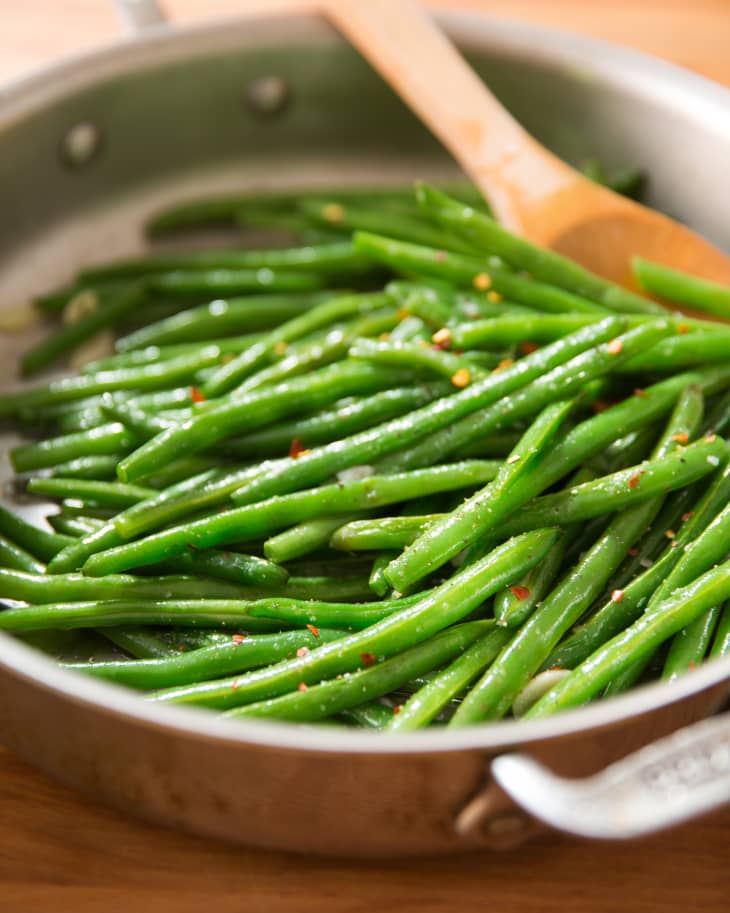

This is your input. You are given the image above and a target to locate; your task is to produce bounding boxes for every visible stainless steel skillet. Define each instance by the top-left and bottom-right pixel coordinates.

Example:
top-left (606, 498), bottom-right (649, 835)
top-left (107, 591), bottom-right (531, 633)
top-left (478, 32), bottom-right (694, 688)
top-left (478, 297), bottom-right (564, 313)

top-left (0, 2), bottom-right (729, 857)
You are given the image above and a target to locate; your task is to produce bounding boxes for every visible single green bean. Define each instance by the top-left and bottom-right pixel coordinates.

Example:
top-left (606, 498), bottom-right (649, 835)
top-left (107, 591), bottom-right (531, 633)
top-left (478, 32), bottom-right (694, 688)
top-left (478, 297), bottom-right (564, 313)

top-left (263, 513), bottom-right (368, 564)
top-left (0, 505), bottom-right (73, 562)
top-left (633, 257), bottom-right (730, 320)
top-left (0, 533), bottom-right (46, 573)
top-left (63, 627), bottom-right (345, 688)
top-left (710, 603), bottom-right (730, 658)
top-left (26, 477), bottom-right (155, 509)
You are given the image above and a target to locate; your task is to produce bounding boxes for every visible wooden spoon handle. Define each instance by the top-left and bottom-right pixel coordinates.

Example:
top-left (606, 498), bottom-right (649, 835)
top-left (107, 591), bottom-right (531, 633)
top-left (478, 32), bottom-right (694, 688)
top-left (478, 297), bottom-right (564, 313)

top-left (324, 0), bottom-right (574, 226)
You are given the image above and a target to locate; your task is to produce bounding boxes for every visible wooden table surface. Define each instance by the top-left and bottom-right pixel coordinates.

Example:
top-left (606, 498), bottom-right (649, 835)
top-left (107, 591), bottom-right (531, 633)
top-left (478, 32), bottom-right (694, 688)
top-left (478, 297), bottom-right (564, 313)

top-left (2, 2), bottom-right (730, 910)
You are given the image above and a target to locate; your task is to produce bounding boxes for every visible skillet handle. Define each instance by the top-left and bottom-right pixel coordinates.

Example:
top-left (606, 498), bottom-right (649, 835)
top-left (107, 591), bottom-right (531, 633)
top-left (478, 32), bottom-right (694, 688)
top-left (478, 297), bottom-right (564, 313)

top-left (111, 0), bottom-right (167, 32)
top-left (462, 712), bottom-right (730, 842)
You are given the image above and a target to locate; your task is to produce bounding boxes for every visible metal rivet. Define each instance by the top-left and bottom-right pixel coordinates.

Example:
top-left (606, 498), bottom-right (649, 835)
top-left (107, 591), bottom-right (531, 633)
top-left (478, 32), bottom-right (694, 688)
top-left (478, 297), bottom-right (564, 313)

top-left (59, 121), bottom-right (103, 169)
top-left (245, 76), bottom-right (291, 117)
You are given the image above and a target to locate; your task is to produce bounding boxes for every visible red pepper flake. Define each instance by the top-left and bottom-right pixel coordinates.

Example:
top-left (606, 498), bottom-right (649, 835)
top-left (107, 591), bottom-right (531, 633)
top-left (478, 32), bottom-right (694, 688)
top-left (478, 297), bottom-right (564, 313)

top-left (665, 529), bottom-right (676, 540)
top-left (671, 432), bottom-right (689, 444)
top-left (232, 633), bottom-right (246, 644)
top-left (611, 589), bottom-right (625, 603)
top-left (681, 511), bottom-right (694, 523)
top-left (296, 646), bottom-right (310, 658)
top-left (628, 548), bottom-right (640, 557)
top-left (306, 623), bottom-right (320, 637)
top-left (434, 250), bottom-right (447, 263)
top-left (393, 705), bottom-right (404, 715)
top-left (222, 552), bottom-right (231, 559)
top-left (607, 338), bottom-right (624, 355)
top-left (190, 385), bottom-right (205, 403)
top-left (677, 322), bottom-right (689, 334)
top-left (273, 341), bottom-right (289, 356)
top-left (472, 272), bottom-right (491, 291)
top-left (396, 308), bottom-right (410, 321)
top-left (509, 585), bottom-right (531, 601)
top-left (487, 290), bottom-right (502, 303)
top-left (360, 651), bottom-right (377, 667)
top-left (289, 438), bottom-right (311, 459)
top-left (297, 682), bottom-right (309, 692)
top-left (519, 341), bottom-right (539, 355)
top-left (633, 388), bottom-right (647, 398)
top-left (431, 327), bottom-right (452, 349)
top-left (591, 400), bottom-right (609, 414)
top-left (628, 473), bottom-right (642, 489)
top-left (450, 368), bottom-right (471, 388)
top-left (688, 660), bottom-right (696, 670)
top-left (186, 542), bottom-right (199, 551)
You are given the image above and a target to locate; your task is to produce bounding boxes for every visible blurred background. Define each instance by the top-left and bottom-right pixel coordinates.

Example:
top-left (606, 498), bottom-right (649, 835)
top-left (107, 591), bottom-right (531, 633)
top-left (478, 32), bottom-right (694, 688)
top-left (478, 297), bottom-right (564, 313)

top-left (2, 0), bottom-right (729, 87)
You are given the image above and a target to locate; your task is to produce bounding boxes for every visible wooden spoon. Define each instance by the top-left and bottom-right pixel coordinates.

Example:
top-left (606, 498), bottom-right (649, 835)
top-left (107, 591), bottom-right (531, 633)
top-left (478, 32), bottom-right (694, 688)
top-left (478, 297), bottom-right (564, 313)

top-left (325, 0), bottom-right (730, 289)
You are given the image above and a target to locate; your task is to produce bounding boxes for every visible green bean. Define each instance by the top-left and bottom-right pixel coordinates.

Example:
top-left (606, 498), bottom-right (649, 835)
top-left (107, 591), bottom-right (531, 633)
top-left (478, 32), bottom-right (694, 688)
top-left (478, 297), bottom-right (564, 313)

top-left (114, 296), bottom-right (316, 350)
top-left (0, 350), bottom-right (222, 418)
top-left (0, 601), bottom-right (286, 633)
top-left (21, 284), bottom-right (147, 376)
top-left (416, 184), bottom-right (663, 315)
top-left (354, 231), bottom-right (613, 315)
top-left (101, 626), bottom-right (174, 659)
top-left (169, 550), bottom-right (289, 589)
top-left (330, 515), bottom-right (441, 552)
top-left (149, 528), bottom-right (557, 709)
top-left (224, 621), bottom-right (492, 722)
top-left (0, 568), bottom-right (261, 603)
top-left (545, 461), bottom-right (730, 670)
top-left (710, 603), bottom-right (730, 658)
top-left (369, 551), bottom-right (397, 597)
top-left (493, 530), bottom-right (568, 628)
top-left (84, 462), bottom-right (503, 576)
top-left (618, 334), bottom-right (730, 372)
top-left (246, 592), bottom-right (422, 631)
top-left (297, 198), bottom-right (476, 254)
top-left (349, 337), bottom-right (489, 382)
top-left (497, 435), bottom-right (726, 538)
top-left (634, 257), bottom-right (730, 319)
top-left (387, 626), bottom-right (513, 730)
top-left (338, 701), bottom-right (394, 728)
top-left (450, 314), bottom-right (604, 348)
top-left (47, 455), bottom-right (122, 481)
top-left (117, 361), bottom-right (413, 483)
top-left (63, 627), bottom-right (345, 688)
top-left (11, 423), bottom-right (136, 473)
top-left (229, 319), bottom-right (625, 507)
top-left (0, 505), bottom-right (73, 563)
top-left (78, 242), bottom-right (371, 283)
top-left (0, 533), bottom-right (45, 573)
top-left (146, 267), bottom-right (325, 298)
top-left (26, 477), bottom-right (155, 509)
top-left (526, 557), bottom-right (730, 717)
top-left (662, 604), bottom-right (722, 680)
top-left (48, 515), bottom-right (105, 538)
top-left (384, 398), bottom-right (575, 593)
top-left (264, 514), bottom-right (367, 564)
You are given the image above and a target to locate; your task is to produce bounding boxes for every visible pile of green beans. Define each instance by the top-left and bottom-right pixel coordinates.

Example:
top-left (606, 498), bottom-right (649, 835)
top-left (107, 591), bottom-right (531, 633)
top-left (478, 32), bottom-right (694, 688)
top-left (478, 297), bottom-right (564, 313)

top-left (2, 177), bottom-right (730, 732)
